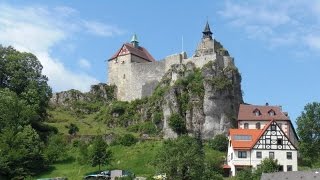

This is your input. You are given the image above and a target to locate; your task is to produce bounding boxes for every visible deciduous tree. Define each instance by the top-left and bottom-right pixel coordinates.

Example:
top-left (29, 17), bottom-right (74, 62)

top-left (296, 102), bottom-right (320, 164)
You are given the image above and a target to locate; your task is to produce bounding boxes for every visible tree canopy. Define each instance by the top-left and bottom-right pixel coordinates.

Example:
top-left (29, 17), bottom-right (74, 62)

top-left (296, 102), bottom-right (320, 165)
top-left (0, 45), bottom-right (53, 179)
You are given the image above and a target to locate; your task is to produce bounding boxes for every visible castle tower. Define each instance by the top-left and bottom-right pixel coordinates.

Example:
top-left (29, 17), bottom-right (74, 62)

top-left (194, 21), bottom-right (216, 57)
top-left (108, 34), bottom-right (157, 101)
top-left (202, 21), bottom-right (213, 40)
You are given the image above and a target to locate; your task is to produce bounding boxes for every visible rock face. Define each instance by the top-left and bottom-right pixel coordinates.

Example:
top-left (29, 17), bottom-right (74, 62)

top-left (50, 83), bottom-right (116, 107)
top-left (160, 61), bottom-right (242, 139)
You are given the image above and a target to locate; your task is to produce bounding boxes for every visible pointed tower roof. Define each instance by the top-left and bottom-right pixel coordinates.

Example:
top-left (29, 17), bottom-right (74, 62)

top-left (202, 21), bottom-right (213, 39)
top-left (131, 34), bottom-right (138, 43)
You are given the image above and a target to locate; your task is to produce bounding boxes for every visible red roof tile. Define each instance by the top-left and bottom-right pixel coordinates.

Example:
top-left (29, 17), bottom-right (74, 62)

top-left (109, 43), bottom-right (155, 62)
top-left (238, 104), bottom-right (289, 121)
top-left (229, 128), bottom-right (263, 150)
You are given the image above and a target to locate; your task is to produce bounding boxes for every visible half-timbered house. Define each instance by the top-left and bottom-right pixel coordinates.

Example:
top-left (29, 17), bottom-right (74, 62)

top-left (225, 104), bottom-right (298, 176)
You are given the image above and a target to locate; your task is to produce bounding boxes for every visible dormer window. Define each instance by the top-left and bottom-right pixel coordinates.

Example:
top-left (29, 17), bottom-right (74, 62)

top-left (253, 109), bottom-right (261, 116)
top-left (268, 109), bottom-right (276, 116)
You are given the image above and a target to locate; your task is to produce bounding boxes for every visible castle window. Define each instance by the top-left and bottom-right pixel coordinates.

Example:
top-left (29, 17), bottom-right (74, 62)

top-left (244, 123), bottom-right (249, 129)
top-left (231, 152), bottom-right (233, 160)
top-left (256, 122), bottom-right (261, 129)
top-left (123, 74), bottom-right (126, 79)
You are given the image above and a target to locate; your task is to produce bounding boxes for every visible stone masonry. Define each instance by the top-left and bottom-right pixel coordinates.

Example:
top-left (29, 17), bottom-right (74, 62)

top-left (108, 22), bottom-right (235, 102)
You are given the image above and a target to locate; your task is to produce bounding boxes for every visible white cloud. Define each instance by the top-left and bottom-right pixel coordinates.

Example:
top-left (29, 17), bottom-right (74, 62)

top-left (83, 20), bottom-right (124, 37)
top-left (218, 0), bottom-right (320, 52)
top-left (0, 3), bottom-right (122, 92)
top-left (78, 58), bottom-right (91, 69)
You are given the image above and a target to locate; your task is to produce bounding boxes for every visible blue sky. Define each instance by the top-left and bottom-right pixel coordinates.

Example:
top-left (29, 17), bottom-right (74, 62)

top-left (1, 1), bottom-right (320, 124)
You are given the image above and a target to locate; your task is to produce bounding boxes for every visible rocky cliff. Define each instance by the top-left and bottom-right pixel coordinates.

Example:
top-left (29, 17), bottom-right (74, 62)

top-left (50, 83), bottom-right (116, 107)
top-left (152, 61), bottom-right (242, 139)
top-left (50, 61), bottom-right (242, 139)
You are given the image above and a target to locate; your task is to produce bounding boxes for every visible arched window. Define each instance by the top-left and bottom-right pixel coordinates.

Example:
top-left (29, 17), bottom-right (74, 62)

top-left (244, 123), bottom-right (249, 129)
top-left (256, 122), bottom-right (261, 129)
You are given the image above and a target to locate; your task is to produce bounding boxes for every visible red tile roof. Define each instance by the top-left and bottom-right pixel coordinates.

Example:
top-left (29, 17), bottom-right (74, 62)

top-left (229, 128), bottom-right (263, 150)
top-left (109, 43), bottom-right (155, 62)
top-left (238, 104), bottom-right (289, 121)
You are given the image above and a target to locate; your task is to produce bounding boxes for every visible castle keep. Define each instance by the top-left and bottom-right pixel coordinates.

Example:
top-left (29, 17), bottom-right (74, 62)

top-left (108, 22), bottom-right (235, 101)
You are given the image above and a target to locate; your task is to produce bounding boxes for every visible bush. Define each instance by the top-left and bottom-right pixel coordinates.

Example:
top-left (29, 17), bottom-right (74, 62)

top-left (208, 134), bottom-right (228, 152)
top-left (117, 134), bottom-right (138, 146)
top-left (168, 113), bottom-right (186, 135)
top-left (44, 134), bottom-right (69, 163)
top-left (127, 122), bottom-right (157, 135)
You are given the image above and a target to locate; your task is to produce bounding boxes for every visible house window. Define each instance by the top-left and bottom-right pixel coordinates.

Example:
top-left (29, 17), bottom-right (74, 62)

top-left (266, 138), bottom-right (271, 144)
top-left (238, 151), bottom-right (247, 158)
top-left (269, 152), bottom-right (274, 159)
top-left (271, 125), bottom-right (276, 131)
top-left (277, 138), bottom-right (283, 145)
top-left (287, 152), bottom-right (292, 159)
top-left (287, 165), bottom-right (292, 171)
top-left (231, 153), bottom-right (233, 160)
top-left (279, 165), bottom-right (284, 172)
top-left (254, 109), bottom-right (261, 116)
top-left (244, 123), bottom-right (249, 129)
top-left (256, 151), bottom-right (262, 158)
top-left (256, 122), bottom-right (261, 129)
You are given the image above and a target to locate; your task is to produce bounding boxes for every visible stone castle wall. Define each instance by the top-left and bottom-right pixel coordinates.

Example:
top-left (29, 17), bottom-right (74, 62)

top-left (108, 50), bottom-right (235, 101)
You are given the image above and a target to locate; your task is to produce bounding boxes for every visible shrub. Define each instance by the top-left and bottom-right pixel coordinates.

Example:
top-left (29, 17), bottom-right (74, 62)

top-left (168, 113), bottom-right (186, 135)
top-left (118, 134), bottom-right (138, 146)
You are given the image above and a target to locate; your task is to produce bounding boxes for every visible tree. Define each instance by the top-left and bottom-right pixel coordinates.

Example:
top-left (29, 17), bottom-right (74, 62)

top-left (0, 126), bottom-right (46, 179)
top-left (296, 102), bottom-right (320, 165)
top-left (89, 136), bottom-right (112, 171)
top-left (168, 113), bottom-right (187, 135)
top-left (0, 46), bottom-right (52, 120)
top-left (44, 134), bottom-right (68, 163)
top-left (154, 135), bottom-right (223, 180)
top-left (208, 134), bottom-right (228, 152)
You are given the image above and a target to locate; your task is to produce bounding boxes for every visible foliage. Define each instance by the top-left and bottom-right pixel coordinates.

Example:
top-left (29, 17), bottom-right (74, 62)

top-left (127, 121), bottom-right (157, 135)
top-left (210, 76), bottom-right (232, 91)
top-left (235, 158), bottom-right (280, 180)
top-left (67, 123), bottom-right (79, 136)
top-left (0, 126), bottom-right (46, 179)
top-left (88, 136), bottom-right (112, 171)
top-left (154, 136), bottom-right (204, 180)
top-left (0, 45), bottom-right (52, 120)
top-left (44, 134), bottom-right (68, 163)
top-left (296, 102), bottom-right (320, 165)
top-left (115, 134), bottom-right (138, 146)
top-left (208, 134), bottom-right (228, 152)
top-left (168, 113), bottom-right (186, 135)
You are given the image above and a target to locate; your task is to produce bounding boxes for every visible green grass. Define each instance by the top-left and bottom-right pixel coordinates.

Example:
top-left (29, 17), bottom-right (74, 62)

top-left (46, 108), bottom-right (136, 136)
top-left (34, 140), bottom-right (162, 179)
top-left (34, 140), bottom-right (226, 179)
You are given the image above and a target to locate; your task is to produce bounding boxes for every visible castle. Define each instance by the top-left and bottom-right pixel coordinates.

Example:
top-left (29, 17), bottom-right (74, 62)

top-left (108, 22), bottom-right (236, 101)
